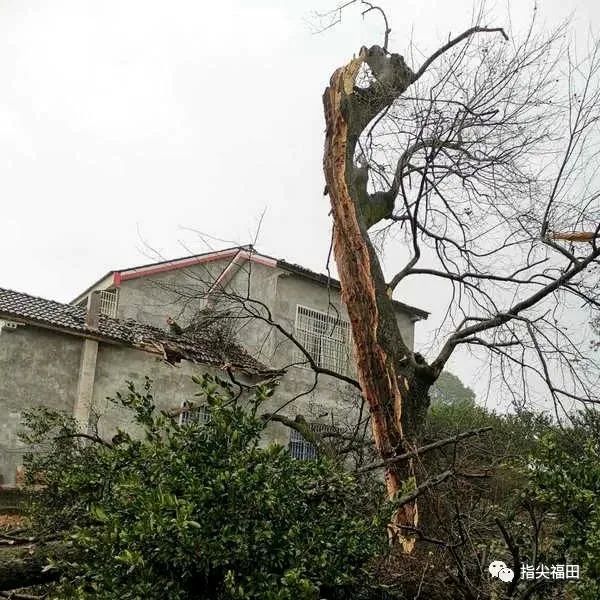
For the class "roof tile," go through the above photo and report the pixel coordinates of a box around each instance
[0,287,274,376]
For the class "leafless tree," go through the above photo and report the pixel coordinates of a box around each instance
[321,1,600,547]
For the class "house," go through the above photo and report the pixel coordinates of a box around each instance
[0,246,427,485]
[0,287,272,485]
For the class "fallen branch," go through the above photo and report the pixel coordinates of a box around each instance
[549,230,599,242]
[391,524,454,547]
[55,433,112,448]
[0,590,46,599]
[0,535,37,547]
[0,541,63,592]
[394,470,453,508]
[357,427,492,473]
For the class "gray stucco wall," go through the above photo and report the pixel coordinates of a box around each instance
[103,260,419,438]
[0,256,420,483]
[90,344,297,450]
[115,260,229,328]
[91,344,219,439]
[0,317,295,485]
[0,325,81,485]
[227,267,415,414]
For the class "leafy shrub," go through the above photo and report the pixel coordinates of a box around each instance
[529,411,600,599]
[21,375,388,600]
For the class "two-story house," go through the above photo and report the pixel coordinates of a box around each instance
[0,246,427,484]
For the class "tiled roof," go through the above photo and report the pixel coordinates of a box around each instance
[0,287,275,376]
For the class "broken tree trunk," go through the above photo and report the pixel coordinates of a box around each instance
[322,47,436,551]
[0,542,62,592]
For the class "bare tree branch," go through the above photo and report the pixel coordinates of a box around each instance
[358,427,492,473]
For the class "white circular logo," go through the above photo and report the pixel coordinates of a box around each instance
[488,561,515,582]
[488,560,507,577]
[498,567,515,582]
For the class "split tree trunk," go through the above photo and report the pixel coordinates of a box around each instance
[322,47,436,550]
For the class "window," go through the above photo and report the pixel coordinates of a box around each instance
[294,305,352,374]
[288,423,338,460]
[99,289,119,318]
[178,401,211,426]
[288,428,318,460]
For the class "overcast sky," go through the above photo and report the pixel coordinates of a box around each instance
[1,0,598,406]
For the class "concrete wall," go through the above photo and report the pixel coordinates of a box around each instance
[208,265,415,428]
[106,259,303,446]
[91,344,219,439]
[113,261,367,432]
[109,261,418,444]
[0,320,309,485]
[90,344,297,449]
[0,321,245,485]
[115,260,229,328]
[0,325,81,485]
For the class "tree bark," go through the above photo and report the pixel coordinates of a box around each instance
[549,230,599,241]
[0,543,61,592]
[322,47,437,551]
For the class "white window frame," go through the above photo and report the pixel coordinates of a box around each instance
[98,289,119,318]
[178,401,211,426]
[288,423,339,460]
[294,305,352,375]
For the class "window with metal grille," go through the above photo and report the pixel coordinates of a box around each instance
[294,305,352,374]
[98,289,119,318]
[178,401,211,426]
[288,423,338,460]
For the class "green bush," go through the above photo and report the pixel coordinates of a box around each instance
[20,375,389,600]
[529,411,600,599]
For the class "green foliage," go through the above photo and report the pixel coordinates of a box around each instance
[20,406,113,534]
[425,399,553,463]
[21,372,600,600]
[408,401,600,599]
[424,399,553,502]
[377,400,560,599]
[529,410,600,599]
[21,375,388,600]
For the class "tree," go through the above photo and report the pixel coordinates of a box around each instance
[320,1,600,545]
[368,402,559,599]
[1,376,389,599]
[430,371,476,407]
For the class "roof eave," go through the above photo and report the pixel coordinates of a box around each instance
[0,311,123,346]
[1,309,277,377]
[276,260,429,320]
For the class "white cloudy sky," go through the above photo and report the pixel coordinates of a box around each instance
[1,0,598,405]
